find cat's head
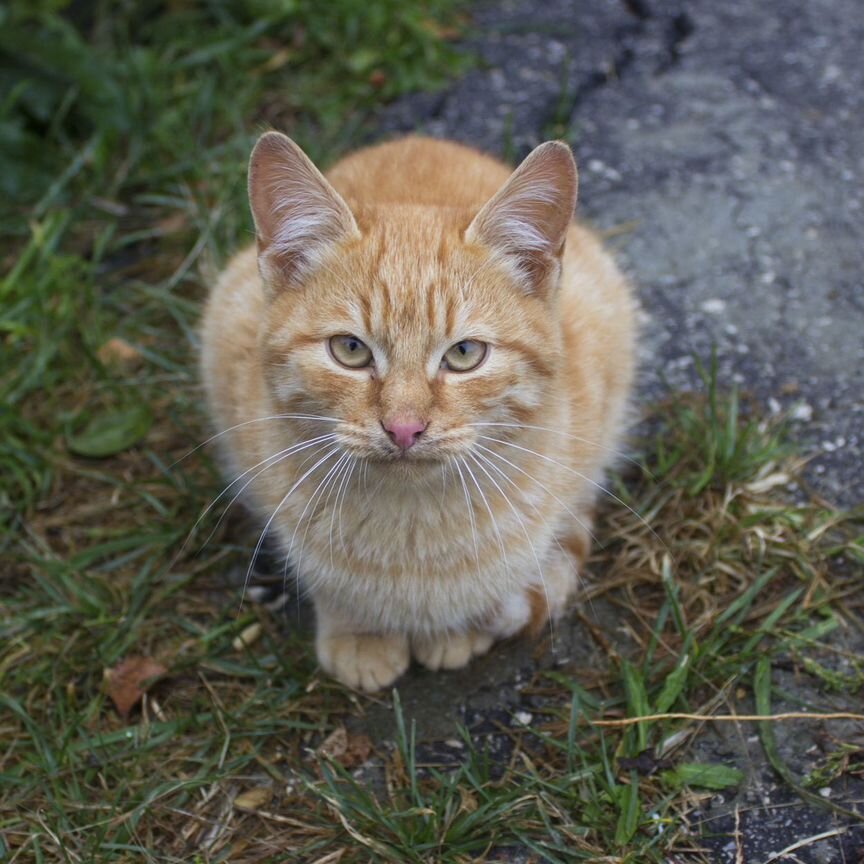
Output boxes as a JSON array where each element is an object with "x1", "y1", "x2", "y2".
[{"x1": 248, "y1": 133, "x2": 577, "y2": 464}]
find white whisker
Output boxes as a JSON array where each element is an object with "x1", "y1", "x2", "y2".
[
  {"x1": 291, "y1": 452, "x2": 350, "y2": 577},
  {"x1": 325, "y1": 453, "x2": 354, "y2": 567},
  {"x1": 471, "y1": 449, "x2": 570, "y2": 563},
  {"x1": 477, "y1": 435, "x2": 666, "y2": 552},
  {"x1": 439, "y1": 459, "x2": 453, "y2": 511},
  {"x1": 452, "y1": 457, "x2": 482, "y2": 580},
  {"x1": 179, "y1": 433, "x2": 337, "y2": 558},
  {"x1": 335, "y1": 457, "x2": 358, "y2": 556},
  {"x1": 473, "y1": 442, "x2": 599, "y2": 548},
  {"x1": 466, "y1": 451, "x2": 554, "y2": 650},
  {"x1": 467, "y1": 421, "x2": 645, "y2": 473},
  {"x1": 241, "y1": 447, "x2": 340, "y2": 609},
  {"x1": 170, "y1": 414, "x2": 341, "y2": 467},
  {"x1": 461, "y1": 455, "x2": 509, "y2": 571}
]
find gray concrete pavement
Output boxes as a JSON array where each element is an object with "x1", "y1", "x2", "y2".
[
  {"x1": 366, "y1": 0, "x2": 864, "y2": 859},
  {"x1": 378, "y1": 0, "x2": 864, "y2": 509}
]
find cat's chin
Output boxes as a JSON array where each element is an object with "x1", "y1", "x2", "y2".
[
  {"x1": 342, "y1": 438, "x2": 470, "y2": 465},
  {"x1": 363, "y1": 450, "x2": 447, "y2": 466}
]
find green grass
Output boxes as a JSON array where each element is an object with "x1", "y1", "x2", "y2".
[
  {"x1": 3, "y1": 351, "x2": 861, "y2": 861},
  {"x1": 2, "y1": 2, "x2": 863, "y2": 861},
  {"x1": 1, "y1": 0, "x2": 468, "y2": 532}
]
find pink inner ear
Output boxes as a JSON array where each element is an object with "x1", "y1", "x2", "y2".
[
  {"x1": 248, "y1": 132, "x2": 359, "y2": 287},
  {"x1": 465, "y1": 141, "x2": 578, "y2": 292}
]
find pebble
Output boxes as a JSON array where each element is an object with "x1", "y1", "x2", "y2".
[
  {"x1": 232, "y1": 621, "x2": 262, "y2": 651},
  {"x1": 701, "y1": 298, "x2": 726, "y2": 314},
  {"x1": 790, "y1": 402, "x2": 813, "y2": 422}
]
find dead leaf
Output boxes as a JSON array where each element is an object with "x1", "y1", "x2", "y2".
[
  {"x1": 318, "y1": 726, "x2": 347, "y2": 761},
  {"x1": 105, "y1": 656, "x2": 167, "y2": 717},
  {"x1": 343, "y1": 732, "x2": 372, "y2": 768},
  {"x1": 310, "y1": 851, "x2": 345, "y2": 864},
  {"x1": 745, "y1": 472, "x2": 790, "y2": 494},
  {"x1": 154, "y1": 212, "x2": 188, "y2": 236},
  {"x1": 97, "y1": 337, "x2": 141, "y2": 368},
  {"x1": 459, "y1": 787, "x2": 478, "y2": 814},
  {"x1": 234, "y1": 786, "x2": 272, "y2": 812},
  {"x1": 317, "y1": 726, "x2": 372, "y2": 768},
  {"x1": 263, "y1": 48, "x2": 292, "y2": 71}
]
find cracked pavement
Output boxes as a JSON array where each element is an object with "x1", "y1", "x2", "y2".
[
  {"x1": 378, "y1": 0, "x2": 864, "y2": 511},
  {"x1": 361, "y1": 0, "x2": 864, "y2": 859}
]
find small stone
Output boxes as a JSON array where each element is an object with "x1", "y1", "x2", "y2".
[
  {"x1": 700, "y1": 298, "x2": 726, "y2": 314},
  {"x1": 234, "y1": 787, "x2": 272, "y2": 812},
  {"x1": 97, "y1": 337, "x2": 141, "y2": 367},
  {"x1": 514, "y1": 710, "x2": 533, "y2": 725},
  {"x1": 818, "y1": 787, "x2": 832, "y2": 798},
  {"x1": 232, "y1": 622, "x2": 262, "y2": 651},
  {"x1": 246, "y1": 586, "x2": 270, "y2": 603},
  {"x1": 790, "y1": 402, "x2": 813, "y2": 422}
]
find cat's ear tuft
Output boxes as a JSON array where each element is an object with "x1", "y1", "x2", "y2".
[
  {"x1": 248, "y1": 131, "x2": 359, "y2": 292},
  {"x1": 465, "y1": 141, "x2": 578, "y2": 295}
]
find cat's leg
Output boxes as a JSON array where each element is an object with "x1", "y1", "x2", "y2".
[
  {"x1": 525, "y1": 519, "x2": 591, "y2": 630},
  {"x1": 315, "y1": 601, "x2": 410, "y2": 692},
  {"x1": 411, "y1": 629, "x2": 495, "y2": 671},
  {"x1": 411, "y1": 590, "x2": 534, "y2": 670},
  {"x1": 411, "y1": 590, "x2": 531, "y2": 670},
  {"x1": 411, "y1": 521, "x2": 591, "y2": 670}
]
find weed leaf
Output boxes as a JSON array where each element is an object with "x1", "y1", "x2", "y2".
[
  {"x1": 662, "y1": 762, "x2": 744, "y2": 790},
  {"x1": 66, "y1": 401, "x2": 152, "y2": 458}
]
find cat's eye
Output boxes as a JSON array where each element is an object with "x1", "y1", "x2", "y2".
[
  {"x1": 442, "y1": 340, "x2": 487, "y2": 372},
  {"x1": 329, "y1": 335, "x2": 373, "y2": 368}
]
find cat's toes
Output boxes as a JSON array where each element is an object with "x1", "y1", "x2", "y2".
[
  {"x1": 317, "y1": 632, "x2": 410, "y2": 692},
  {"x1": 412, "y1": 630, "x2": 494, "y2": 671}
]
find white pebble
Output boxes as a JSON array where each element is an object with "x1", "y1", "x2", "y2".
[
  {"x1": 700, "y1": 298, "x2": 726, "y2": 314},
  {"x1": 790, "y1": 402, "x2": 813, "y2": 422}
]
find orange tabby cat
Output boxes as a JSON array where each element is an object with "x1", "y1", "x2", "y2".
[{"x1": 200, "y1": 133, "x2": 635, "y2": 691}]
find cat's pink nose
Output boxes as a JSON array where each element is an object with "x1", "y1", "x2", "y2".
[{"x1": 382, "y1": 417, "x2": 427, "y2": 450}]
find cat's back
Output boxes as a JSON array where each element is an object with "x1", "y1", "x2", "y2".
[{"x1": 325, "y1": 137, "x2": 510, "y2": 210}]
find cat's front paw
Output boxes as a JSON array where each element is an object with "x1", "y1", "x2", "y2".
[
  {"x1": 316, "y1": 632, "x2": 410, "y2": 692},
  {"x1": 412, "y1": 630, "x2": 494, "y2": 671}
]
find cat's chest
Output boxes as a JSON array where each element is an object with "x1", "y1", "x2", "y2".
[{"x1": 271, "y1": 461, "x2": 552, "y2": 580}]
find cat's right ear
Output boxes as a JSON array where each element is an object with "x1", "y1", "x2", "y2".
[
  {"x1": 248, "y1": 131, "x2": 360, "y2": 292},
  {"x1": 465, "y1": 141, "x2": 577, "y2": 297}
]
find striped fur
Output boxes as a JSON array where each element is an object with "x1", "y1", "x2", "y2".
[{"x1": 200, "y1": 135, "x2": 636, "y2": 692}]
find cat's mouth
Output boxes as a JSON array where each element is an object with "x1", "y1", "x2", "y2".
[
  {"x1": 359, "y1": 442, "x2": 451, "y2": 464},
  {"x1": 338, "y1": 427, "x2": 474, "y2": 463}
]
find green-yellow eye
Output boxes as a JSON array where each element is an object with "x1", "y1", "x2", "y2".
[
  {"x1": 329, "y1": 335, "x2": 373, "y2": 368},
  {"x1": 443, "y1": 340, "x2": 487, "y2": 372}
]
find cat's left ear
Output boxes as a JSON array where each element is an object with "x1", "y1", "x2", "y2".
[
  {"x1": 465, "y1": 141, "x2": 578, "y2": 296},
  {"x1": 248, "y1": 131, "x2": 360, "y2": 292}
]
